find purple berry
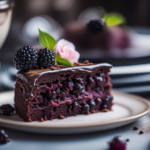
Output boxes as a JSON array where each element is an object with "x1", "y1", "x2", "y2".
[
  {"x1": 0, "y1": 104, "x2": 14, "y2": 116},
  {"x1": 108, "y1": 136, "x2": 127, "y2": 150},
  {"x1": 13, "y1": 46, "x2": 38, "y2": 71},
  {"x1": 38, "y1": 48, "x2": 55, "y2": 68},
  {"x1": 0, "y1": 130, "x2": 10, "y2": 144}
]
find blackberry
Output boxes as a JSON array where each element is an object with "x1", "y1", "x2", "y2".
[
  {"x1": 38, "y1": 48, "x2": 55, "y2": 68},
  {"x1": 13, "y1": 46, "x2": 38, "y2": 71},
  {"x1": 108, "y1": 136, "x2": 126, "y2": 150},
  {"x1": 0, "y1": 104, "x2": 14, "y2": 116},
  {"x1": 87, "y1": 19, "x2": 104, "y2": 32},
  {"x1": 0, "y1": 130, "x2": 10, "y2": 144}
]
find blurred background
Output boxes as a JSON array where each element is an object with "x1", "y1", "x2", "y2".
[{"x1": 0, "y1": 0, "x2": 150, "y2": 99}]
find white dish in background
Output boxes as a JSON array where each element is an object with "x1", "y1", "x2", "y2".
[
  {"x1": 0, "y1": 90, "x2": 149, "y2": 134},
  {"x1": 110, "y1": 63, "x2": 150, "y2": 75}
]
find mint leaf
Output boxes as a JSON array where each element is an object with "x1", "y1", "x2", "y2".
[
  {"x1": 39, "y1": 29, "x2": 56, "y2": 50},
  {"x1": 102, "y1": 13, "x2": 125, "y2": 26},
  {"x1": 55, "y1": 56, "x2": 72, "y2": 66}
]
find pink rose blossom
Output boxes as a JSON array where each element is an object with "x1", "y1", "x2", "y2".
[{"x1": 53, "y1": 39, "x2": 80, "y2": 64}]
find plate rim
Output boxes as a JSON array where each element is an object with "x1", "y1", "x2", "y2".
[{"x1": 0, "y1": 90, "x2": 150, "y2": 129}]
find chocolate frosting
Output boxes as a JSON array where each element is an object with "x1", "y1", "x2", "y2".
[{"x1": 17, "y1": 63, "x2": 112, "y2": 98}]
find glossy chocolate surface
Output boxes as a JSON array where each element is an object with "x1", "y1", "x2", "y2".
[{"x1": 17, "y1": 63, "x2": 112, "y2": 98}]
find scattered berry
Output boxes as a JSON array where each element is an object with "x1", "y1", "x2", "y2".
[
  {"x1": 38, "y1": 48, "x2": 55, "y2": 68},
  {"x1": 139, "y1": 131, "x2": 144, "y2": 134},
  {"x1": 87, "y1": 19, "x2": 104, "y2": 32},
  {"x1": 13, "y1": 46, "x2": 38, "y2": 71},
  {"x1": 126, "y1": 139, "x2": 130, "y2": 142},
  {"x1": 133, "y1": 126, "x2": 138, "y2": 130},
  {"x1": 108, "y1": 136, "x2": 127, "y2": 150},
  {"x1": 0, "y1": 130, "x2": 10, "y2": 144},
  {"x1": 0, "y1": 104, "x2": 14, "y2": 116}
]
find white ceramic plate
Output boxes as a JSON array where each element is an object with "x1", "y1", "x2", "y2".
[{"x1": 0, "y1": 90, "x2": 149, "y2": 134}]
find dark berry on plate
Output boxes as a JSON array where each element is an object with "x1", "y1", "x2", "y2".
[
  {"x1": 38, "y1": 48, "x2": 55, "y2": 68},
  {"x1": 13, "y1": 46, "x2": 38, "y2": 71},
  {"x1": 0, "y1": 130, "x2": 10, "y2": 144},
  {"x1": 87, "y1": 19, "x2": 104, "y2": 32},
  {"x1": 133, "y1": 126, "x2": 138, "y2": 130},
  {"x1": 108, "y1": 136, "x2": 126, "y2": 150},
  {"x1": 126, "y1": 139, "x2": 130, "y2": 142},
  {"x1": 139, "y1": 131, "x2": 144, "y2": 134},
  {"x1": 0, "y1": 104, "x2": 14, "y2": 116}
]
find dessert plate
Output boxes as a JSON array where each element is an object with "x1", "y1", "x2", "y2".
[{"x1": 0, "y1": 90, "x2": 149, "y2": 134}]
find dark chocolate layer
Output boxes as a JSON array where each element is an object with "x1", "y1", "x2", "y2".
[{"x1": 17, "y1": 63, "x2": 112, "y2": 98}]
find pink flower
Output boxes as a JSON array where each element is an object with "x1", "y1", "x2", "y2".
[{"x1": 53, "y1": 39, "x2": 80, "y2": 64}]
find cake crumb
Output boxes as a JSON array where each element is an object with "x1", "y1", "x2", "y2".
[
  {"x1": 28, "y1": 118, "x2": 32, "y2": 122},
  {"x1": 39, "y1": 118, "x2": 45, "y2": 122},
  {"x1": 16, "y1": 79, "x2": 25, "y2": 90},
  {"x1": 101, "y1": 108, "x2": 109, "y2": 112},
  {"x1": 50, "y1": 66, "x2": 58, "y2": 70},
  {"x1": 84, "y1": 60, "x2": 89, "y2": 64},
  {"x1": 60, "y1": 115, "x2": 65, "y2": 119}
]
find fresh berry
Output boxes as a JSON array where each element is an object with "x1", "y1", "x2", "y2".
[
  {"x1": 108, "y1": 136, "x2": 127, "y2": 150},
  {"x1": 13, "y1": 46, "x2": 38, "y2": 71},
  {"x1": 133, "y1": 126, "x2": 138, "y2": 130},
  {"x1": 0, "y1": 130, "x2": 10, "y2": 144},
  {"x1": 38, "y1": 48, "x2": 55, "y2": 68},
  {"x1": 0, "y1": 104, "x2": 14, "y2": 116},
  {"x1": 126, "y1": 139, "x2": 130, "y2": 142},
  {"x1": 139, "y1": 131, "x2": 144, "y2": 134},
  {"x1": 87, "y1": 20, "x2": 104, "y2": 32}
]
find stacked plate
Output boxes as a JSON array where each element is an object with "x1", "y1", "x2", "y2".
[{"x1": 110, "y1": 64, "x2": 150, "y2": 95}]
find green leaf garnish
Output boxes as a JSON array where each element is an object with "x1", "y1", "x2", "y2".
[
  {"x1": 102, "y1": 13, "x2": 125, "y2": 26},
  {"x1": 55, "y1": 56, "x2": 72, "y2": 66},
  {"x1": 38, "y1": 29, "x2": 56, "y2": 50}
]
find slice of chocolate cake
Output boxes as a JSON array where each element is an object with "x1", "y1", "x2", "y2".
[{"x1": 15, "y1": 63, "x2": 113, "y2": 122}]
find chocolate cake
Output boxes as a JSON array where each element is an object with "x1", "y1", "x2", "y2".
[{"x1": 15, "y1": 63, "x2": 113, "y2": 122}]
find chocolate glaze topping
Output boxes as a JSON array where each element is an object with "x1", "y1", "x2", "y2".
[{"x1": 17, "y1": 63, "x2": 112, "y2": 98}]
